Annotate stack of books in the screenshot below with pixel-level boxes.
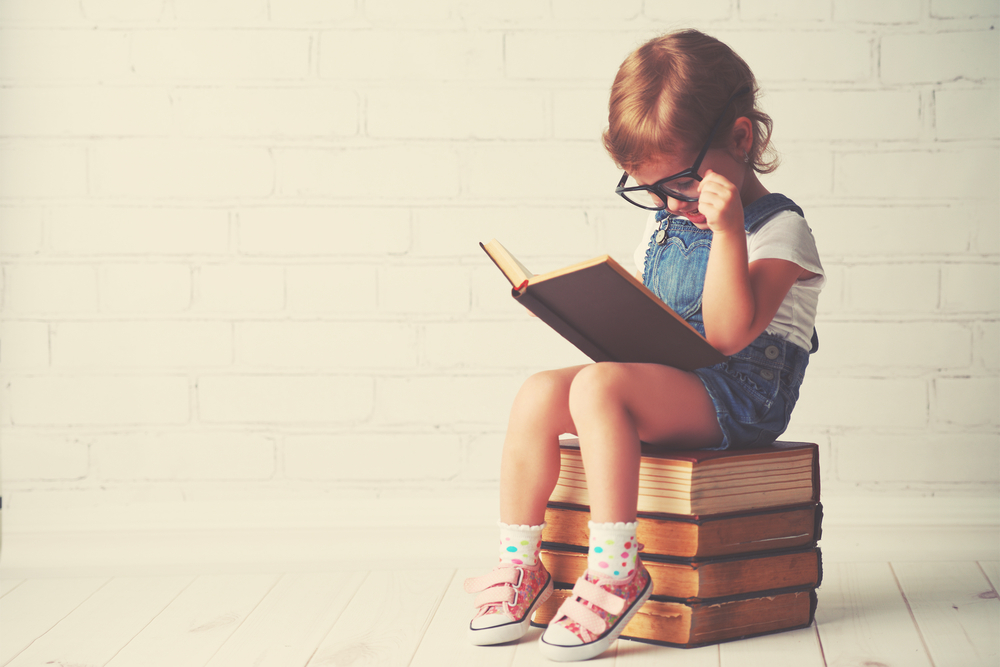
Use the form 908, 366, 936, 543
532, 438, 823, 648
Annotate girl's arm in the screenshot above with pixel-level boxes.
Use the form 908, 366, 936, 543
697, 171, 815, 356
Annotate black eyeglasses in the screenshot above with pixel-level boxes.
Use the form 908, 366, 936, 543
615, 86, 752, 210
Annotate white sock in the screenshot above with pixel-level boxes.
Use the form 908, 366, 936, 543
498, 522, 544, 567
588, 521, 639, 580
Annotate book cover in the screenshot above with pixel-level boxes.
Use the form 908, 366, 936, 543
480, 240, 727, 371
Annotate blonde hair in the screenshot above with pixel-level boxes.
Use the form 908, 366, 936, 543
603, 30, 778, 174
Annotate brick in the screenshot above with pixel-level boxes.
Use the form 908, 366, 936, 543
171, 0, 268, 23
882, 31, 999, 84
0, 144, 87, 198
366, 87, 546, 139
644, 0, 731, 20
283, 433, 461, 480
973, 203, 999, 254
836, 433, 999, 483
724, 30, 873, 84
789, 376, 928, 428
504, 31, 637, 82
0, 321, 50, 368
767, 90, 920, 141
742, 0, 831, 20
0, 86, 171, 137
808, 321, 972, 372
935, 88, 1000, 140
460, 432, 504, 482
198, 375, 374, 424
319, 30, 504, 80
551, 0, 642, 20
0, 29, 132, 81
81, 0, 166, 21
834, 0, 920, 22
977, 322, 999, 371
0, 207, 44, 255
286, 264, 379, 314
0, 0, 83, 23
458, 0, 546, 23
763, 147, 834, 199
195, 264, 285, 313
941, 263, 1000, 313
379, 264, 470, 314
552, 88, 611, 141
238, 207, 409, 256
374, 375, 522, 426
235, 322, 416, 369
51, 321, 231, 369
90, 142, 274, 199
9, 376, 190, 425
471, 264, 532, 314
835, 147, 1000, 200
364, 0, 454, 22
172, 87, 359, 138
934, 376, 999, 427
92, 432, 275, 480
462, 143, 617, 202
931, 0, 1000, 18
98, 264, 192, 313
131, 30, 311, 80
2, 264, 98, 314
274, 146, 460, 199
808, 205, 974, 258
0, 433, 89, 481
268, 0, 356, 23
842, 263, 938, 313
410, 206, 596, 259
422, 320, 591, 369
48, 206, 231, 255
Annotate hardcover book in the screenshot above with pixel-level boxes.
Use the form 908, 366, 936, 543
480, 239, 727, 371
549, 439, 820, 516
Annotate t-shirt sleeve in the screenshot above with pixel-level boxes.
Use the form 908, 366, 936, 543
747, 211, 825, 287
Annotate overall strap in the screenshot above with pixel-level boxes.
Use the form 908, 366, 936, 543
743, 193, 804, 234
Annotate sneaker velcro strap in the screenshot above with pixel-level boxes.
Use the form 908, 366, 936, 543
473, 585, 515, 609
574, 578, 626, 615
557, 598, 608, 636
464, 567, 519, 594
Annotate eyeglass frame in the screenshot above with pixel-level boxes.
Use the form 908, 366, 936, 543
614, 86, 753, 209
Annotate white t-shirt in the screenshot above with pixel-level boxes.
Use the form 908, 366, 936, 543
633, 210, 825, 352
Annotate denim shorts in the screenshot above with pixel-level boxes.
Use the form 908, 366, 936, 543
692, 332, 811, 450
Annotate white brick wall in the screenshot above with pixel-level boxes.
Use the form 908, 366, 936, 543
1, 0, 997, 530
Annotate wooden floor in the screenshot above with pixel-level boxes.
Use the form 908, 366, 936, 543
1, 559, 997, 667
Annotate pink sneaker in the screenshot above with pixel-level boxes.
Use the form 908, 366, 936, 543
539, 561, 652, 661
464, 561, 554, 645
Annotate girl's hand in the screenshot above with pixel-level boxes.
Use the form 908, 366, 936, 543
697, 170, 744, 236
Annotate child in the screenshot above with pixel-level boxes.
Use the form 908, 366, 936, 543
465, 29, 824, 662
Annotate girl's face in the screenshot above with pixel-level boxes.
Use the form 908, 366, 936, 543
629, 147, 747, 228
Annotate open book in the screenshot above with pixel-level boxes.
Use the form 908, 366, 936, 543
480, 239, 726, 371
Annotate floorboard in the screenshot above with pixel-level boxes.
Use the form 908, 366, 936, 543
814, 562, 932, 667
718, 624, 825, 667
0, 577, 109, 665
102, 573, 281, 667
305, 568, 453, 667
204, 571, 368, 667
892, 561, 1000, 667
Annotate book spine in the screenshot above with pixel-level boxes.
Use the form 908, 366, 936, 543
515, 288, 616, 362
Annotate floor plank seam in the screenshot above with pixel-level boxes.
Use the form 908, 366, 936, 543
888, 562, 937, 667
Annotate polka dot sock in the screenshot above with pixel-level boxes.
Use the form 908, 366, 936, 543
498, 522, 544, 567
587, 521, 639, 580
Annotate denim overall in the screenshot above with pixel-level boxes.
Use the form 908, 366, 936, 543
642, 193, 817, 449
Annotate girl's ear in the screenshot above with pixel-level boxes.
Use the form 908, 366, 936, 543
730, 116, 754, 154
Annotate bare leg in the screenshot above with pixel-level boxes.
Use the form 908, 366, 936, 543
568, 363, 723, 524
499, 365, 588, 526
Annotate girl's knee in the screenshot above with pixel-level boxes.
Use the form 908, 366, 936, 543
568, 363, 628, 414
509, 368, 575, 428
